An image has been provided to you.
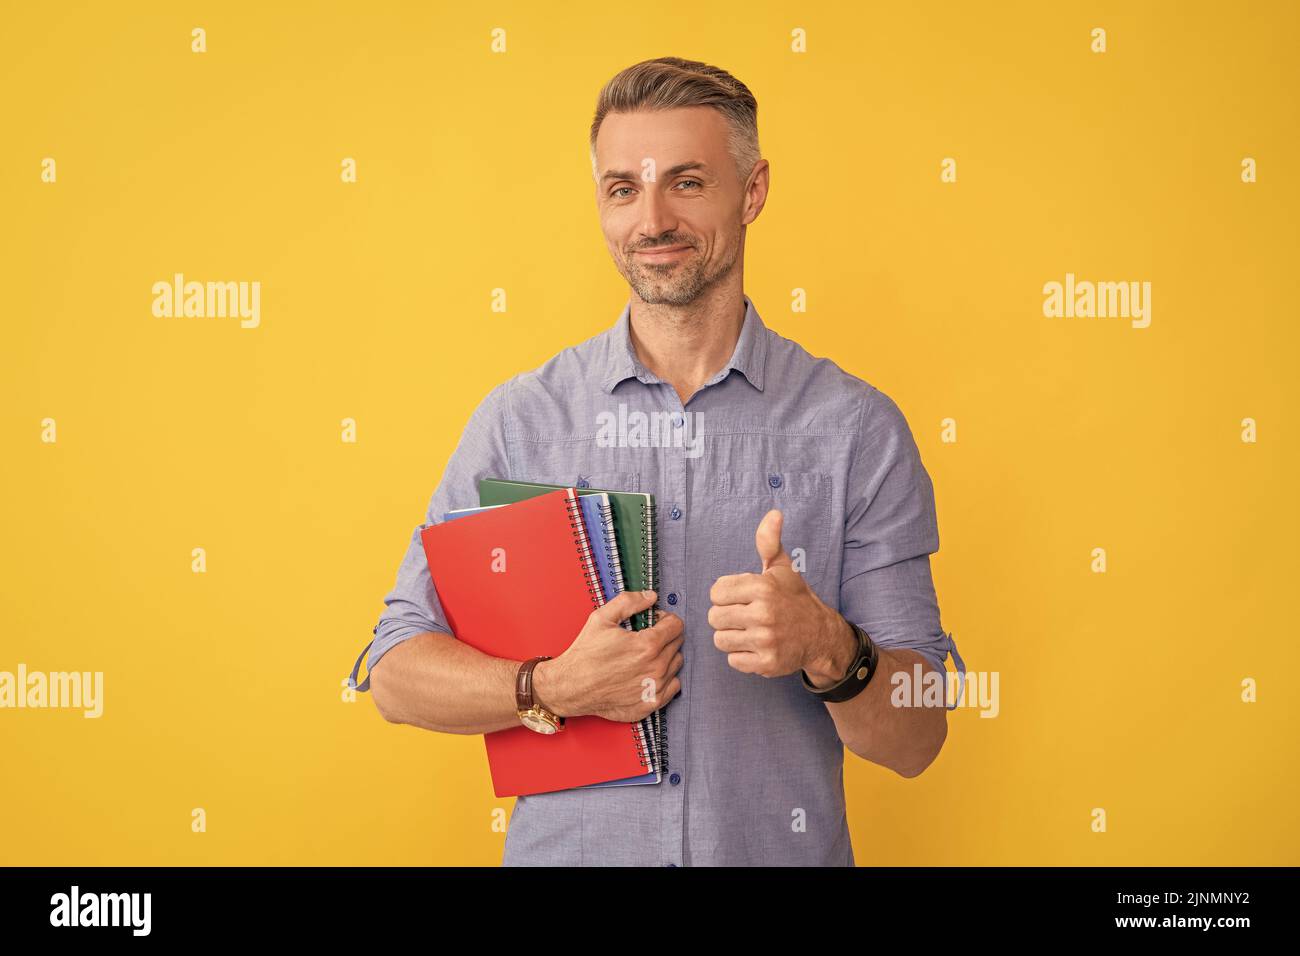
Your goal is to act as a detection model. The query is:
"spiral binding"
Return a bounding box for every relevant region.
[563,492,604,606]
[565,491,652,769]
[641,499,658,627]
[599,500,633,634]
[639,498,667,775]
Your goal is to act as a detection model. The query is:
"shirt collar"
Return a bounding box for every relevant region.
[601,293,769,394]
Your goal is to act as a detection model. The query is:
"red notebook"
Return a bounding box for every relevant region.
[420,488,651,797]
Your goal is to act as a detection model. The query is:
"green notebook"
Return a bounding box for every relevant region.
[478,477,665,773]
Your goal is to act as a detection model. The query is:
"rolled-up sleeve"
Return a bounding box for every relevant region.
[347,379,513,692]
[840,386,964,701]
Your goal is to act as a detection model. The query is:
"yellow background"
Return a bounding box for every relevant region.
[2,0,1296,865]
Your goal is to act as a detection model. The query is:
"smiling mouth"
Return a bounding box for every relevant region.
[635,245,691,259]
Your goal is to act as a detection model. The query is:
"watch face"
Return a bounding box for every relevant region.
[520,711,557,735]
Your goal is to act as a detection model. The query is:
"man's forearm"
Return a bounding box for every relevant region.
[369,631,529,734]
[807,619,948,777]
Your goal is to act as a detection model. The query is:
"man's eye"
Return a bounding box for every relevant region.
[611,181,698,198]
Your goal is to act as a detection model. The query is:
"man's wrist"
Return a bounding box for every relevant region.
[530,658,571,717]
[803,611,858,689]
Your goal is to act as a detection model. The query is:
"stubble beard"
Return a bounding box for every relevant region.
[624,238,738,307]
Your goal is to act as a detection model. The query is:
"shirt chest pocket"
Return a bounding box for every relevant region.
[704,470,832,591]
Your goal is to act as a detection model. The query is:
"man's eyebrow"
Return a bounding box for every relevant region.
[600,161,710,184]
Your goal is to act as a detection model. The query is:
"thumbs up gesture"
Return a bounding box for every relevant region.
[755,507,794,572]
[709,509,853,680]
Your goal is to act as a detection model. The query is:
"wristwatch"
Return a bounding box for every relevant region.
[801,618,879,703]
[516,656,565,734]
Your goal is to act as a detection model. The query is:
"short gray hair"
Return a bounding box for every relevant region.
[589,56,761,184]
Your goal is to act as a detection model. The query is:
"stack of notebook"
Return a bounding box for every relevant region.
[420,478,664,797]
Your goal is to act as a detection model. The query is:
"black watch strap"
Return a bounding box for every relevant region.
[801,619,878,703]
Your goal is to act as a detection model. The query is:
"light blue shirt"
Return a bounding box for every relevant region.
[347,293,963,865]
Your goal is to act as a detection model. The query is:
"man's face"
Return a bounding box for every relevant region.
[594,107,762,306]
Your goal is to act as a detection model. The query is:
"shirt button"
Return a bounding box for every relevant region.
[768,474,782,489]
[667,593,678,605]
[665,862,678,867]
[671,413,684,428]
[576,476,590,489]
[670,506,681,520]
[669,772,681,785]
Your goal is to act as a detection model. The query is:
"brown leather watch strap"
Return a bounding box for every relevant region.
[516,656,551,711]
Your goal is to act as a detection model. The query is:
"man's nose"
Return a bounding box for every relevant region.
[636,185,678,241]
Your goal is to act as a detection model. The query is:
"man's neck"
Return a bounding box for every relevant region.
[627,285,746,407]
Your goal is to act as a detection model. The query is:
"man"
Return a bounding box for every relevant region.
[346,56,963,866]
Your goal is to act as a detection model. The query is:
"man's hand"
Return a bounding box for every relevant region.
[534,589,684,723]
[708,509,856,683]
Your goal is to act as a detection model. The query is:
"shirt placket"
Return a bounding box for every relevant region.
[655,381,690,867]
